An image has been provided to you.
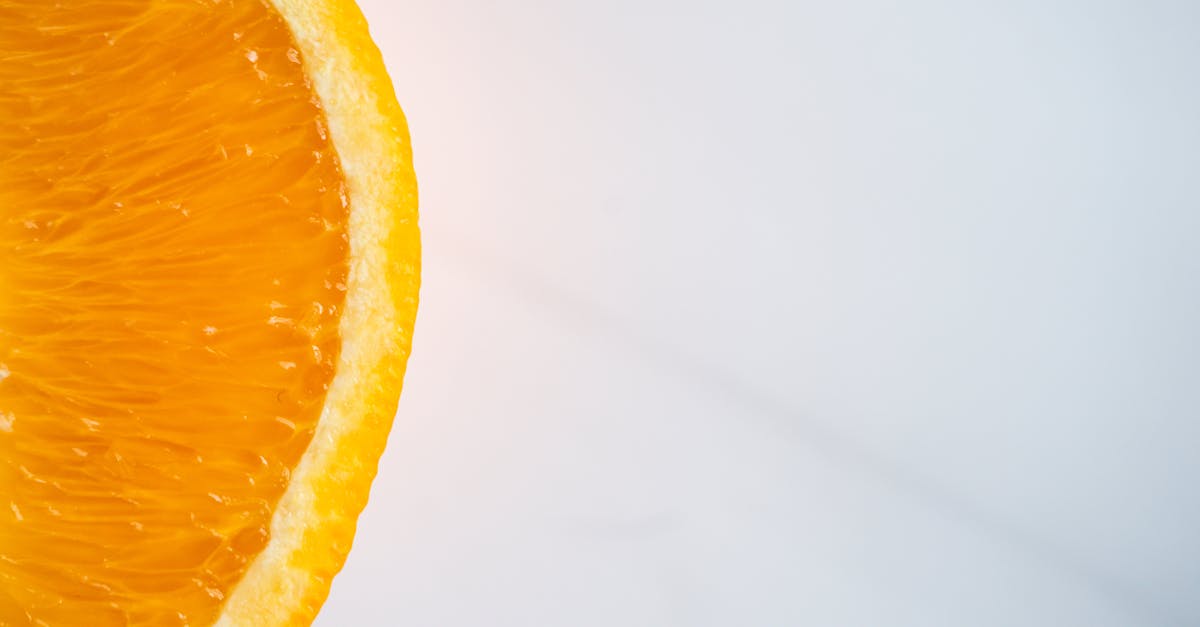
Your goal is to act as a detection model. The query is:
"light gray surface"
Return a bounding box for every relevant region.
[317,1,1200,625]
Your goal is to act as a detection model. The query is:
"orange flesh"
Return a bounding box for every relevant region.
[0,1,349,624]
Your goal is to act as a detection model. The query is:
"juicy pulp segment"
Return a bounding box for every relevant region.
[0,0,350,623]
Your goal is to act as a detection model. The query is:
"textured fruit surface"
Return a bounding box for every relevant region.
[0,0,418,624]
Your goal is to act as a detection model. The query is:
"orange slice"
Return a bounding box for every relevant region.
[0,0,419,624]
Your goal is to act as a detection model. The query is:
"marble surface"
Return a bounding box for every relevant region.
[316,1,1200,624]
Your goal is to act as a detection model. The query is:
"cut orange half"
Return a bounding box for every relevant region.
[0,0,419,624]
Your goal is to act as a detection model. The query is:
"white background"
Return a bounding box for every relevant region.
[318,1,1200,625]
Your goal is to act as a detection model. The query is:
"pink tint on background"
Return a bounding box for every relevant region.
[317,1,1200,625]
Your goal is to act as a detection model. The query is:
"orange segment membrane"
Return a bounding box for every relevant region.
[0,0,349,624]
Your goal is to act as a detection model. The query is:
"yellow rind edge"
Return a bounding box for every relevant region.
[215,0,420,624]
